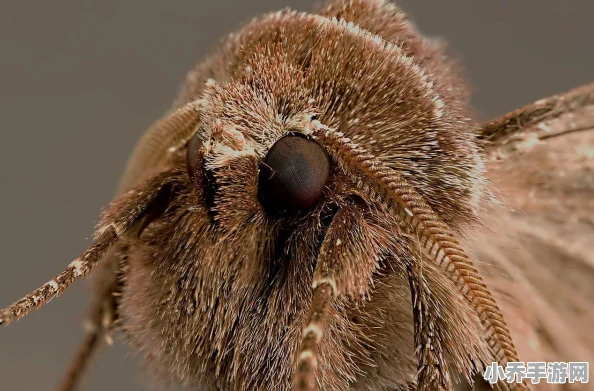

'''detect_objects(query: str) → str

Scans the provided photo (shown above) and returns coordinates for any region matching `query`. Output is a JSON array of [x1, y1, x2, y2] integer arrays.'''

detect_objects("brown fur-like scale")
[[116, 1, 489, 389], [2, 1, 592, 391]]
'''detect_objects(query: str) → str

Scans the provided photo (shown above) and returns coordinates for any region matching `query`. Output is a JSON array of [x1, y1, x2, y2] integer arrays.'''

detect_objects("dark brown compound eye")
[[259, 134, 330, 214]]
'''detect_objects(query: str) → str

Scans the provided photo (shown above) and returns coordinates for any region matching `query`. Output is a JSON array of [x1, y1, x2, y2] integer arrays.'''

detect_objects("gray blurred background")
[[0, 1, 591, 390]]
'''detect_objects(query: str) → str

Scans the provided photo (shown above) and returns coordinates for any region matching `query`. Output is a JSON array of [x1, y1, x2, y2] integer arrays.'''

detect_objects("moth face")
[[187, 129, 332, 223], [184, 74, 340, 223], [149, 26, 493, 388]]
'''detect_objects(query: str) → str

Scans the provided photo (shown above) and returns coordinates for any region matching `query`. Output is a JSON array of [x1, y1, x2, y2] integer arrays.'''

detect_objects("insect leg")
[[0, 169, 178, 326], [56, 240, 130, 391], [293, 203, 376, 391], [56, 318, 102, 391], [0, 228, 118, 326], [407, 255, 451, 391], [294, 281, 335, 391], [309, 123, 528, 390]]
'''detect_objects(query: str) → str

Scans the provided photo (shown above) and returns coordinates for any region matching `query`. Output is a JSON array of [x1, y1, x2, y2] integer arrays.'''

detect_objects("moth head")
[[173, 50, 515, 389], [183, 74, 339, 231], [187, 124, 330, 217], [183, 38, 487, 232], [1, 14, 520, 391]]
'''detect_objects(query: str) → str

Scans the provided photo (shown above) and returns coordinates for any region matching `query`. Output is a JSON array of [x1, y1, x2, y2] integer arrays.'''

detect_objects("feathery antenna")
[[308, 122, 528, 391]]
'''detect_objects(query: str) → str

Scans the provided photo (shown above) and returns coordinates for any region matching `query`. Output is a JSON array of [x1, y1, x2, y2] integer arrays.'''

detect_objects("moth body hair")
[[3, 1, 592, 391]]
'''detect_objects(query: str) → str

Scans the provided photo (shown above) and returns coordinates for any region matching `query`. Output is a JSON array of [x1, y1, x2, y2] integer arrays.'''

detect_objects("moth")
[[2, 0, 593, 390]]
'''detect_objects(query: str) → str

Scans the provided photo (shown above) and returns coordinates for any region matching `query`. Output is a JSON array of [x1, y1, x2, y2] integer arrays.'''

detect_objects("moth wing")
[[467, 83, 594, 388]]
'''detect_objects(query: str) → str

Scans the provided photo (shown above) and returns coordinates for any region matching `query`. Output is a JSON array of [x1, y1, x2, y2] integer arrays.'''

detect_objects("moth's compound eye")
[[186, 129, 205, 185], [258, 134, 330, 214]]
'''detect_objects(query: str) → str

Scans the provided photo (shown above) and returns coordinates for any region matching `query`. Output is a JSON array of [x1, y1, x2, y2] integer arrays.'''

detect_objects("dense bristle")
[[307, 122, 526, 390]]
